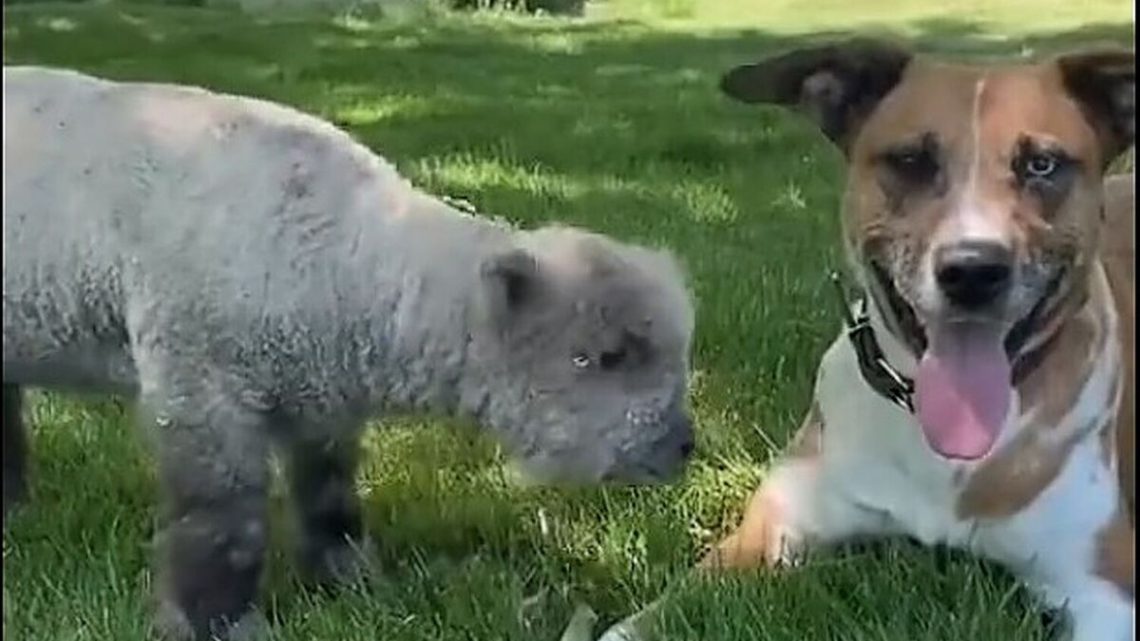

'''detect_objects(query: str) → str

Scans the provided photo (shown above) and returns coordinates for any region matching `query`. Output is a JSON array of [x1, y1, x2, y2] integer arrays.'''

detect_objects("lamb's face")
[[469, 230, 696, 485]]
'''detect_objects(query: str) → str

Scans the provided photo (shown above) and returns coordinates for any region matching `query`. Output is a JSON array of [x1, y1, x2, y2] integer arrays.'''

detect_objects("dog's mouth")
[[868, 261, 928, 356], [865, 260, 1066, 461], [866, 260, 1065, 366]]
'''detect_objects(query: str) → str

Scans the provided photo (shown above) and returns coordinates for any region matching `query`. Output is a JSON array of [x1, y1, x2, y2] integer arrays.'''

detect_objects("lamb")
[[1, 66, 697, 640]]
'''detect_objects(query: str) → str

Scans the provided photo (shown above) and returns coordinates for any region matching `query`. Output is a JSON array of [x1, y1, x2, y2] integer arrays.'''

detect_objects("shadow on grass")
[[2, 4, 1134, 637]]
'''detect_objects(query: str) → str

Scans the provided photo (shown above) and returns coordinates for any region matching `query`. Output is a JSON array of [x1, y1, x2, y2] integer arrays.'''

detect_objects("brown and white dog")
[[599, 41, 1135, 641]]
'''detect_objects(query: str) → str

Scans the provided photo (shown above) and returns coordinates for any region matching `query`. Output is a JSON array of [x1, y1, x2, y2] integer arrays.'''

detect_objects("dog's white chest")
[[814, 336, 976, 545], [812, 329, 1124, 613]]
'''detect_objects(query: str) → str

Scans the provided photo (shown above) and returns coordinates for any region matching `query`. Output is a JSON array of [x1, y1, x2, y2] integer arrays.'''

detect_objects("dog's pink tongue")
[[915, 324, 1011, 460]]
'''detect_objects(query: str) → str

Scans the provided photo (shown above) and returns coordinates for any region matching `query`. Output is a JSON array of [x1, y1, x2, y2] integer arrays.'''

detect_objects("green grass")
[[1, 1, 1133, 639]]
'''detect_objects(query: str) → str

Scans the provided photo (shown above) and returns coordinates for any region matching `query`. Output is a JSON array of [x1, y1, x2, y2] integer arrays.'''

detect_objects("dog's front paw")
[[597, 616, 651, 641], [596, 599, 663, 641], [775, 528, 808, 568], [154, 599, 268, 641], [596, 620, 645, 641]]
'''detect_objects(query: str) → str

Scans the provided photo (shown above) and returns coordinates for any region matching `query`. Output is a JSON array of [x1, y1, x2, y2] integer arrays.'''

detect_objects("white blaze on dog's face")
[[721, 41, 1134, 460], [469, 227, 696, 485]]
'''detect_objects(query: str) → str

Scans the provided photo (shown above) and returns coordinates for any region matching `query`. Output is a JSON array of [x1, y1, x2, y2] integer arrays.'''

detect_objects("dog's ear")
[[720, 38, 913, 153], [1056, 49, 1134, 166], [479, 248, 543, 329]]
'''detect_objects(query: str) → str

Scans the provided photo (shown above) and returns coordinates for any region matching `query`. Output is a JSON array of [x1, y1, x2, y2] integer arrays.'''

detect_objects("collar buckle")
[[828, 271, 916, 414]]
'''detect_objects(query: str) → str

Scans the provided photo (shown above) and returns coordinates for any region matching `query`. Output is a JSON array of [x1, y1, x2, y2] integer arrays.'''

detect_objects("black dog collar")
[[828, 271, 917, 414]]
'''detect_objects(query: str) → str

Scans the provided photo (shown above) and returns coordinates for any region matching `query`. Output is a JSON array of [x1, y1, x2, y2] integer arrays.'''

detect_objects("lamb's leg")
[[148, 395, 271, 641], [285, 430, 376, 587], [3, 383, 28, 517]]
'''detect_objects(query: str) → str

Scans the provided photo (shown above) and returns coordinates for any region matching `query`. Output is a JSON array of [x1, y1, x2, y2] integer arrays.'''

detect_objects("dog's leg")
[[147, 390, 271, 641], [284, 429, 376, 587], [1063, 581, 1133, 641], [596, 458, 837, 641], [598, 406, 887, 641], [1058, 514, 1134, 641], [700, 399, 887, 570], [3, 384, 28, 518], [699, 458, 823, 570]]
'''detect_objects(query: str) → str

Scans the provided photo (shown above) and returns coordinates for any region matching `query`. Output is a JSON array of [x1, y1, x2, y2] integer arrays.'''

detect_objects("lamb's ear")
[[1056, 49, 1134, 166], [720, 38, 913, 154], [479, 248, 542, 326]]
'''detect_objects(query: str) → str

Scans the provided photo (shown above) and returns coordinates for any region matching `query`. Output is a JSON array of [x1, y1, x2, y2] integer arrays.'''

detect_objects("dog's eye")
[[1025, 154, 1058, 178], [880, 147, 939, 184], [1013, 142, 1075, 188], [598, 347, 627, 371], [1018, 151, 1066, 181], [571, 354, 591, 369]]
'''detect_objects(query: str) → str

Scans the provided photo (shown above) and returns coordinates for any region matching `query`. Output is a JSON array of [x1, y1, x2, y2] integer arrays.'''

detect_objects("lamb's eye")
[[598, 347, 627, 371], [571, 354, 591, 369]]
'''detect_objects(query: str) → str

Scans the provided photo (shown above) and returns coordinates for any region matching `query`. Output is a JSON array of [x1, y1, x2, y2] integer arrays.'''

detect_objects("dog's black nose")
[[935, 241, 1014, 309]]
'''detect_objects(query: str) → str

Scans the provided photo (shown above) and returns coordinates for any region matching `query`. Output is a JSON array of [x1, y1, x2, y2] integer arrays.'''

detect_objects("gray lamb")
[[2, 66, 697, 640]]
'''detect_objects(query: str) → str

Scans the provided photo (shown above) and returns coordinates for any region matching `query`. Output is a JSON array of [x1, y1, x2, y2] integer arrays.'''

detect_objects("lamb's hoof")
[[302, 537, 380, 590], [154, 600, 268, 641]]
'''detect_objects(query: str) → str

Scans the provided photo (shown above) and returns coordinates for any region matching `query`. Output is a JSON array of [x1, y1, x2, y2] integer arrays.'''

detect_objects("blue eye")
[[1025, 153, 1059, 178], [1016, 147, 1074, 185]]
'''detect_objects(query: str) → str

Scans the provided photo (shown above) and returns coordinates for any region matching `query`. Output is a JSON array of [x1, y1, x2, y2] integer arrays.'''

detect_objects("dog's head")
[[722, 40, 1133, 460], [466, 227, 696, 485]]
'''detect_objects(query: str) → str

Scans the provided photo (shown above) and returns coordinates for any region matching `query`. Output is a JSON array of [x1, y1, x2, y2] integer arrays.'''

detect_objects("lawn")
[[1, 1, 1133, 640]]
